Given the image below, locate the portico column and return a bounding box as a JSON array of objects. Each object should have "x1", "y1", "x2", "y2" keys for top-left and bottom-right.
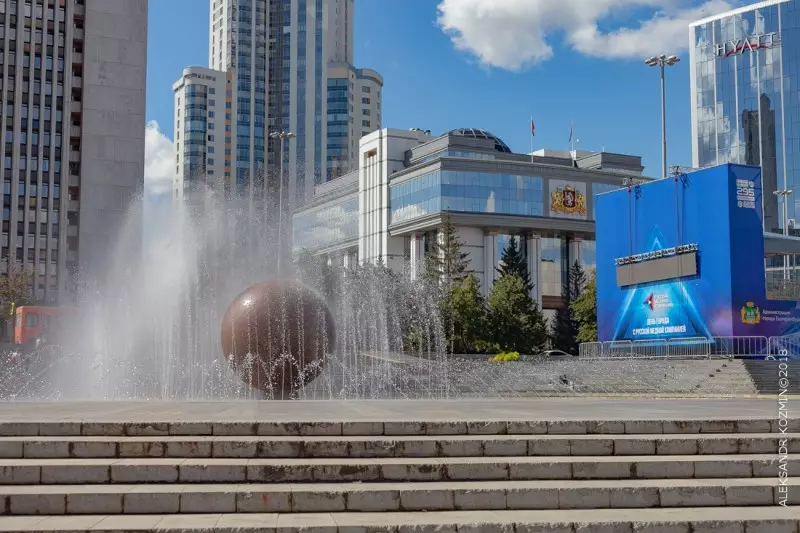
[
  {"x1": 342, "y1": 251, "x2": 352, "y2": 270},
  {"x1": 526, "y1": 234, "x2": 542, "y2": 307},
  {"x1": 483, "y1": 231, "x2": 498, "y2": 297},
  {"x1": 409, "y1": 233, "x2": 426, "y2": 281},
  {"x1": 569, "y1": 236, "x2": 583, "y2": 269}
]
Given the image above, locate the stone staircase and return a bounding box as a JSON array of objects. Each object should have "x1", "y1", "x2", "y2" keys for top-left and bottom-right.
[
  {"x1": 744, "y1": 359, "x2": 800, "y2": 394},
  {"x1": 0, "y1": 417, "x2": 797, "y2": 531}
]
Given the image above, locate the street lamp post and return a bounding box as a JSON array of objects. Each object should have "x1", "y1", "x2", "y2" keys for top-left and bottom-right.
[
  {"x1": 269, "y1": 131, "x2": 296, "y2": 274},
  {"x1": 774, "y1": 189, "x2": 794, "y2": 279},
  {"x1": 645, "y1": 54, "x2": 680, "y2": 180}
]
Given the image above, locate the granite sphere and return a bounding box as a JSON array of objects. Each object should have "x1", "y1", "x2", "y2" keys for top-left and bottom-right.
[{"x1": 220, "y1": 279, "x2": 335, "y2": 399}]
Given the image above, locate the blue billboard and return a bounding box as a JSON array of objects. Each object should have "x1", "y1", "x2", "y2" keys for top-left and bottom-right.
[{"x1": 596, "y1": 164, "x2": 800, "y2": 341}]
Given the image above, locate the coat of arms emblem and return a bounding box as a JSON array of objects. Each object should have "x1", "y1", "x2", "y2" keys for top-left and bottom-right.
[
  {"x1": 551, "y1": 185, "x2": 586, "y2": 216},
  {"x1": 741, "y1": 302, "x2": 761, "y2": 325}
]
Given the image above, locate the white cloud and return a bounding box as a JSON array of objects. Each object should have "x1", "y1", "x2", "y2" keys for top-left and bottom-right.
[
  {"x1": 436, "y1": 0, "x2": 734, "y2": 70},
  {"x1": 144, "y1": 120, "x2": 175, "y2": 197}
]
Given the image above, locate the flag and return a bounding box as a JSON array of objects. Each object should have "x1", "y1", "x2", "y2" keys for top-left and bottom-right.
[
  {"x1": 568, "y1": 121, "x2": 573, "y2": 143},
  {"x1": 530, "y1": 118, "x2": 535, "y2": 137}
]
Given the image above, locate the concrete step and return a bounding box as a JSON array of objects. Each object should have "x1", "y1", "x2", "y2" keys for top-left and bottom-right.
[
  {"x1": 0, "y1": 454, "x2": 794, "y2": 484},
  {"x1": 0, "y1": 433, "x2": 796, "y2": 459},
  {"x1": 1, "y1": 417, "x2": 794, "y2": 437},
  {"x1": 0, "y1": 507, "x2": 799, "y2": 532},
  {"x1": 0, "y1": 478, "x2": 795, "y2": 515}
]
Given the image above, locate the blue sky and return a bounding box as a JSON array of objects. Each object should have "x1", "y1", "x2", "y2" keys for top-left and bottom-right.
[{"x1": 145, "y1": 0, "x2": 749, "y2": 191}]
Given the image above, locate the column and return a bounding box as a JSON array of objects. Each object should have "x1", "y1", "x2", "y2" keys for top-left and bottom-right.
[
  {"x1": 569, "y1": 236, "x2": 583, "y2": 269},
  {"x1": 409, "y1": 233, "x2": 426, "y2": 281},
  {"x1": 483, "y1": 231, "x2": 498, "y2": 297},
  {"x1": 342, "y1": 251, "x2": 352, "y2": 270},
  {"x1": 526, "y1": 234, "x2": 542, "y2": 307}
]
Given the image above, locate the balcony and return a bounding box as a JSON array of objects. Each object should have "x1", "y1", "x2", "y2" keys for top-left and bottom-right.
[
  {"x1": 71, "y1": 101, "x2": 82, "y2": 114},
  {"x1": 72, "y1": 52, "x2": 83, "y2": 64},
  {"x1": 72, "y1": 76, "x2": 82, "y2": 89},
  {"x1": 68, "y1": 174, "x2": 80, "y2": 187},
  {"x1": 73, "y1": 28, "x2": 84, "y2": 41},
  {"x1": 70, "y1": 151, "x2": 80, "y2": 163},
  {"x1": 70, "y1": 125, "x2": 81, "y2": 138}
]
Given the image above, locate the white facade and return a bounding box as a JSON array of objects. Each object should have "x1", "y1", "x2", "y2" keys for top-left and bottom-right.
[
  {"x1": 358, "y1": 129, "x2": 432, "y2": 270},
  {"x1": 207, "y1": 0, "x2": 329, "y2": 205},
  {"x1": 0, "y1": 0, "x2": 147, "y2": 302},
  {"x1": 172, "y1": 68, "x2": 228, "y2": 203}
]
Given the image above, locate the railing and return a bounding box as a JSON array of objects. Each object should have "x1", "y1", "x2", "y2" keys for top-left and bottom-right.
[{"x1": 580, "y1": 335, "x2": 782, "y2": 360}]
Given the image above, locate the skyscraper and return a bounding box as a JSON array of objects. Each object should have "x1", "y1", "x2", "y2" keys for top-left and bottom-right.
[
  {"x1": 207, "y1": 0, "x2": 328, "y2": 205},
  {"x1": 325, "y1": 0, "x2": 382, "y2": 181},
  {"x1": 172, "y1": 67, "x2": 228, "y2": 205},
  {"x1": 0, "y1": 0, "x2": 148, "y2": 303},
  {"x1": 326, "y1": 63, "x2": 382, "y2": 180},
  {"x1": 690, "y1": 0, "x2": 797, "y2": 235}
]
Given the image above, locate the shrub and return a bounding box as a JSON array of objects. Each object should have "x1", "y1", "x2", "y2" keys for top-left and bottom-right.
[{"x1": 488, "y1": 351, "x2": 521, "y2": 363}]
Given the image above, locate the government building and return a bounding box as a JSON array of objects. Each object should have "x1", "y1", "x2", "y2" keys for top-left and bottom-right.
[{"x1": 293, "y1": 128, "x2": 649, "y2": 321}]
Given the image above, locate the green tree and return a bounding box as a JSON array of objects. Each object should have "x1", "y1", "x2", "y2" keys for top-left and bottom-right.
[
  {"x1": 449, "y1": 273, "x2": 486, "y2": 353},
  {"x1": 551, "y1": 261, "x2": 587, "y2": 354},
  {"x1": 487, "y1": 275, "x2": 547, "y2": 354},
  {"x1": 572, "y1": 272, "x2": 598, "y2": 343},
  {"x1": 424, "y1": 214, "x2": 470, "y2": 291},
  {"x1": 496, "y1": 236, "x2": 532, "y2": 294},
  {"x1": 423, "y1": 215, "x2": 471, "y2": 354}
]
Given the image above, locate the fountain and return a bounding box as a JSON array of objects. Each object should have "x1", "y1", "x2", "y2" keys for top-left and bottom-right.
[
  {"x1": 0, "y1": 185, "x2": 764, "y2": 401},
  {"x1": 0, "y1": 188, "x2": 454, "y2": 401}
]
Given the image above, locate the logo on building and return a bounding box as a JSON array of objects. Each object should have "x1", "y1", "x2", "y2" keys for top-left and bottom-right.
[
  {"x1": 551, "y1": 185, "x2": 586, "y2": 216},
  {"x1": 644, "y1": 293, "x2": 655, "y2": 310},
  {"x1": 715, "y1": 32, "x2": 780, "y2": 58},
  {"x1": 741, "y1": 302, "x2": 761, "y2": 325}
]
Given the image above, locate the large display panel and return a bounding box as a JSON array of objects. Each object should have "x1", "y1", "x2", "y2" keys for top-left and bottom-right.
[{"x1": 596, "y1": 164, "x2": 800, "y2": 341}]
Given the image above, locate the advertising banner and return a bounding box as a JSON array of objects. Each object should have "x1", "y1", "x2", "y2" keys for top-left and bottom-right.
[{"x1": 596, "y1": 164, "x2": 800, "y2": 342}]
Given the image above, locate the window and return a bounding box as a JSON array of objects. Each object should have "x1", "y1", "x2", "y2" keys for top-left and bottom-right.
[{"x1": 362, "y1": 109, "x2": 370, "y2": 116}]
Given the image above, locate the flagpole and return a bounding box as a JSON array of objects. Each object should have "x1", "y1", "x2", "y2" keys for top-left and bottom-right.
[{"x1": 530, "y1": 116, "x2": 534, "y2": 163}]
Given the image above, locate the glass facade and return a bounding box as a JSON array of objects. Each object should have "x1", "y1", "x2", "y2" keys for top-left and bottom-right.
[
  {"x1": 326, "y1": 77, "x2": 349, "y2": 180},
  {"x1": 692, "y1": 1, "x2": 800, "y2": 234},
  {"x1": 293, "y1": 196, "x2": 358, "y2": 251},
  {"x1": 390, "y1": 170, "x2": 544, "y2": 224},
  {"x1": 419, "y1": 150, "x2": 496, "y2": 164}
]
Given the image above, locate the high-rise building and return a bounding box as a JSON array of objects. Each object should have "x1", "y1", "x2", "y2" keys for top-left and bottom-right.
[
  {"x1": 328, "y1": 0, "x2": 353, "y2": 64},
  {"x1": 325, "y1": 62, "x2": 382, "y2": 180},
  {"x1": 207, "y1": 0, "x2": 328, "y2": 205},
  {"x1": 690, "y1": 0, "x2": 797, "y2": 236},
  {"x1": 324, "y1": 0, "x2": 382, "y2": 181},
  {"x1": 183, "y1": 1, "x2": 382, "y2": 204},
  {"x1": 172, "y1": 67, "x2": 229, "y2": 204},
  {"x1": 0, "y1": 0, "x2": 147, "y2": 303}
]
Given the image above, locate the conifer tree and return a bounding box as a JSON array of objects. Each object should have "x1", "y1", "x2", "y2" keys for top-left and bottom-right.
[{"x1": 496, "y1": 236, "x2": 533, "y2": 294}]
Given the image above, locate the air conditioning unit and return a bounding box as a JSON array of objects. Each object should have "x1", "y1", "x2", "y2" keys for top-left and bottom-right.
[{"x1": 789, "y1": 219, "x2": 796, "y2": 230}]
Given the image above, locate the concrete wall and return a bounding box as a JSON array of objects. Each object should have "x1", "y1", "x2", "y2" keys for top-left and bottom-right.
[{"x1": 80, "y1": 0, "x2": 148, "y2": 279}]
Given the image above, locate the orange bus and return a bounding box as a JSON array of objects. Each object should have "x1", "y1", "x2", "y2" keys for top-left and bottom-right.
[{"x1": 14, "y1": 306, "x2": 63, "y2": 348}]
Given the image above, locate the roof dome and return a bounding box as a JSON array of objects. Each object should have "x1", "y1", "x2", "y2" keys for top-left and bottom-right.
[{"x1": 446, "y1": 128, "x2": 512, "y2": 153}]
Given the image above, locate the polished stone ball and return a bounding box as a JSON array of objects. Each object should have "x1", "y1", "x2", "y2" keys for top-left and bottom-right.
[{"x1": 220, "y1": 280, "x2": 335, "y2": 399}]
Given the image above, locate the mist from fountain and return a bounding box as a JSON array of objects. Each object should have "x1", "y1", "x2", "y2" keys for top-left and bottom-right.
[{"x1": 0, "y1": 187, "x2": 450, "y2": 401}]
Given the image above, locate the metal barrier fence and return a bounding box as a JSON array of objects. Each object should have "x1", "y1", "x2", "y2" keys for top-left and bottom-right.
[
  {"x1": 711, "y1": 336, "x2": 769, "y2": 358},
  {"x1": 666, "y1": 337, "x2": 711, "y2": 359},
  {"x1": 580, "y1": 336, "x2": 779, "y2": 360},
  {"x1": 577, "y1": 342, "x2": 602, "y2": 358}
]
